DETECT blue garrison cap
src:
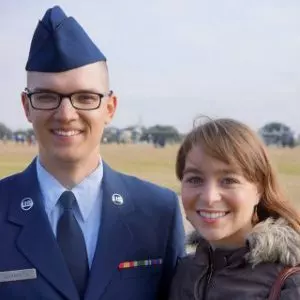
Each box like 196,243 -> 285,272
25,6 -> 106,72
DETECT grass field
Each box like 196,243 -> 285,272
1,142 -> 300,209
0,142 -> 181,191
1,142 -> 300,233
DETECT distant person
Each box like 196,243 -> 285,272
2,134 -> 8,144
169,118 -> 300,299
0,6 -> 185,300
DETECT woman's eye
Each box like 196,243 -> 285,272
186,177 -> 203,185
221,177 -> 239,185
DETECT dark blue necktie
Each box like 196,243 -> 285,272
56,191 -> 89,298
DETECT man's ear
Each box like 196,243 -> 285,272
104,93 -> 117,125
21,92 -> 32,123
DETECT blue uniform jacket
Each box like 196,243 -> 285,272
0,159 -> 185,300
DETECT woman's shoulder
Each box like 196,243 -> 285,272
175,253 -> 196,270
245,218 -> 300,267
172,250 -> 206,281
187,218 -> 300,267
285,271 -> 300,286
169,253 -> 203,300
276,270 -> 300,299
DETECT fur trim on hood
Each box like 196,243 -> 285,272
186,218 -> 300,267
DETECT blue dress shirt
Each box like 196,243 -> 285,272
36,158 -> 103,268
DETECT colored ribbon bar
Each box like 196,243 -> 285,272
118,258 -> 163,269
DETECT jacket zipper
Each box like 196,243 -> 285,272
194,247 -> 214,300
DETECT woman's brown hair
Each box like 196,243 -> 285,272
176,117 -> 300,232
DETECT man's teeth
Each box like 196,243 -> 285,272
54,130 -> 80,136
199,211 -> 227,219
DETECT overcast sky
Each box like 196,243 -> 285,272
1,0 -> 299,133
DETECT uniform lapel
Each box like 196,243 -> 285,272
7,159 -> 79,300
85,163 -> 134,300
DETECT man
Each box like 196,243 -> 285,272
0,6 -> 185,300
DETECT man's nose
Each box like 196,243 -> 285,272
54,97 -> 77,120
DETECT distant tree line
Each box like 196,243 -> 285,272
0,121 -> 298,148
0,122 -> 183,146
258,122 -> 296,148
102,125 -> 183,146
0,122 -> 34,140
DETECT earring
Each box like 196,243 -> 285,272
252,204 -> 259,224
253,205 -> 258,215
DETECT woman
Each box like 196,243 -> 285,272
169,118 -> 300,299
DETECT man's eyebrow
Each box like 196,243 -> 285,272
27,88 -> 103,94
72,89 -> 104,94
27,87 -> 54,93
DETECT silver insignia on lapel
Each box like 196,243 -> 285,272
112,194 -> 123,205
21,197 -> 34,211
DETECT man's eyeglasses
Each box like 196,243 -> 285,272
24,88 -> 113,110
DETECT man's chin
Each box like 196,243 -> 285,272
51,151 -> 82,164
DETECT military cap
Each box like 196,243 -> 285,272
25,6 -> 106,72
